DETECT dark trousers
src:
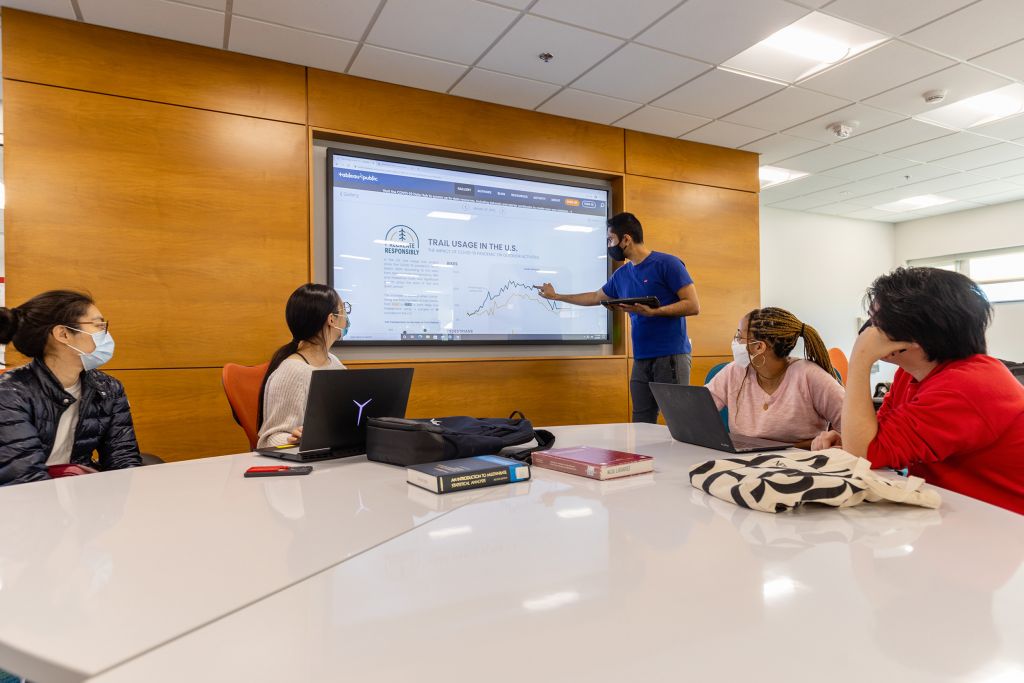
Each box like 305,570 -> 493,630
631,353 -> 692,423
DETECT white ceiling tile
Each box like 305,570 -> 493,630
572,44 -> 710,104
800,41 -> 953,101
811,202 -> 870,216
775,144 -> 874,173
229,18 -> 356,71
888,132 -> 999,162
822,0 -> 975,36
973,114 -> 1024,143
170,0 -> 225,9
537,89 -> 641,125
0,0 -> 76,19
969,156 -> 1024,179
863,64 -> 1013,118
931,143 -> 1024,171
824,155 -> 917,181
839,119 -> 950,153
349,46 -> 468,93
529,0 -> 680,39
770,195 -> 835,210
616,107 -> 711,138
940,180 -> 1023,200
79,0 -> 224,48
787,0 -> 832,8
364,0 -> 516,64
450,68 -> 560,109
231,0 -> 378,40
903,0 -> 1024,60
653,69 -> 783,119
681,121 -> 771,148
971,39 -> 1024,83
783,104 -> 905,143
724,87 -> 851,131
366,0 -> 517,64
974,188 -> 1024,204
791,184 -> 864,205
478,15 -> 623,85
840,165 -> 955,196
636,0 -> 808,64
897,172 -> 998,194
741,134 -> 826,165
486,0 -> 532,8
844,208 -> 903,221
759,174 -> 848,202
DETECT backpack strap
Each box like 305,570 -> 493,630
501,428 -> 556,463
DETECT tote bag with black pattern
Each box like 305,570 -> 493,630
688,449 -> 941,514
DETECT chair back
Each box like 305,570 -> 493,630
222,361 -> 271,450
703,362 -> 730,431
828,347 -> 849,385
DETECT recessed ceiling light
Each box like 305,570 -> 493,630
759,165 -> 809,189
874,195 -> 954,212
916,84 -> 1024,130
722,12 -> 886,83
554,224 -> 595,232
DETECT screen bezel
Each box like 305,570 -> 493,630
326,147 -> 613,347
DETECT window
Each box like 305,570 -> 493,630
909,247 -> 1024,304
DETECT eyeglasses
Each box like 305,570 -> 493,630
337,302 -> 352,315
69,319 -> 110,333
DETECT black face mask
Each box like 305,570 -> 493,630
608,243 -> 626,261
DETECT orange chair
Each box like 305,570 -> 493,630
828,347 -> 849,386
222,361 -> 270,450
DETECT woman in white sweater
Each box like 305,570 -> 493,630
256,283 -> 349,448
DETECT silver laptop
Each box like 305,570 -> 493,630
650,383 -> 790,453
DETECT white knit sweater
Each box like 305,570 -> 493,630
257,354 -> 345,448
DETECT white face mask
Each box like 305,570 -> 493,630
731,340 -> 750,368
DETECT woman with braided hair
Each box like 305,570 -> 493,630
706,307 -> 845,448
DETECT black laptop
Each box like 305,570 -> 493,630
256,368 -> 414,462
649,383 -> 791,454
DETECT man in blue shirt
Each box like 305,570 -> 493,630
536,212 -> 700,423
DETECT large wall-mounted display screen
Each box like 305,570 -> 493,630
327,149 -> 611,345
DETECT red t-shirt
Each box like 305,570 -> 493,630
867,355 -> 1024,515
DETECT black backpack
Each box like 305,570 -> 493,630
365,411 -> 555,467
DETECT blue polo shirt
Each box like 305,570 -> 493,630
602,251 -> 693,359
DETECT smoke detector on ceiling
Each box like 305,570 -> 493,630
826,121 -> 858,139
923,89 -> 947,104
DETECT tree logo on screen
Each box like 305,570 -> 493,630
383,225 -> 419,256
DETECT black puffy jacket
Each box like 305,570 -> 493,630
0,360 -> 141,486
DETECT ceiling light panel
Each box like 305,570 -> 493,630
722,12 -> 887,83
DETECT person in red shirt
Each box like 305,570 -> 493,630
813,267 -> 1024,515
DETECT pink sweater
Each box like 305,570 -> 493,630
706,359 -> 845,443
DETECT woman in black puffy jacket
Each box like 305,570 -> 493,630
0,290 -> 141,486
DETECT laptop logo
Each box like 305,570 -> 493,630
353,398 -> 373,425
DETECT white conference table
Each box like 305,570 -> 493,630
81,424 -> 1024,683
0,448 -> 501,683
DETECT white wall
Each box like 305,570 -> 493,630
760,207 -> 897,381
896,199 -> 1024,362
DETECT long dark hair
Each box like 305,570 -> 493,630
257,283 -> 342,428
0,290 -> 95,362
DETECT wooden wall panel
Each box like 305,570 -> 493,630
624,175 -> 760,357
108,369 -> 250,461
346,357 -> 629,427
625,130 -> 759,192
1,9 -> 306,123
4,80 -> 308,369
308,69 -> 625,173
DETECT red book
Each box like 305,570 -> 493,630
531,446 -> 653,480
